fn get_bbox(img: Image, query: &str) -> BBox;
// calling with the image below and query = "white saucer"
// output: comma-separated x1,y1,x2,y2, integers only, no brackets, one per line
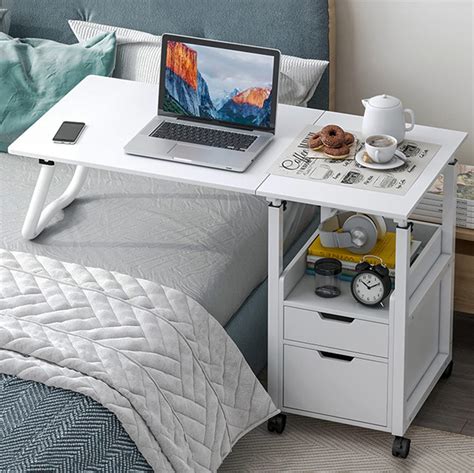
355,149,407,170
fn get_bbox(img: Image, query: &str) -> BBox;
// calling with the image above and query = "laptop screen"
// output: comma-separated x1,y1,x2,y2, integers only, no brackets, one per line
158,34,280,132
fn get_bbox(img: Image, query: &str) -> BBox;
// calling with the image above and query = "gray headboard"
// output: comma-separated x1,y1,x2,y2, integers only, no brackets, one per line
5,0,334,110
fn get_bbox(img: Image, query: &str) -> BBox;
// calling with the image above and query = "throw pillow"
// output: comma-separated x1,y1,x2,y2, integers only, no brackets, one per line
0,9,10,34
279,55,328,107
0,32,116,152
69,20,162,84
69,20,328,107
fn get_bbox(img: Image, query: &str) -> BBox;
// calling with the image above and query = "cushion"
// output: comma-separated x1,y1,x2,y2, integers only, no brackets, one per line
0,32,116,152
69,20,328,107
0,9,10,34
69,20,162,84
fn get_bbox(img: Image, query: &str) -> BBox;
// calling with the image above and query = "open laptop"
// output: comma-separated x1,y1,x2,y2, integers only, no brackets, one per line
124,34,280,172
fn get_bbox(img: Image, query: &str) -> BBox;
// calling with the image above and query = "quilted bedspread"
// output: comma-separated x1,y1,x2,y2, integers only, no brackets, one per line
0,249,277,472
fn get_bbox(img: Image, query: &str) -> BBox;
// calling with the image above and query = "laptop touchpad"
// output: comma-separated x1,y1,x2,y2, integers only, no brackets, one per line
172,144,238,162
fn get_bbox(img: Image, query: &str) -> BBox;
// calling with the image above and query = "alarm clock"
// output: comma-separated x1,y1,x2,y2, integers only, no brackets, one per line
351,256,392,307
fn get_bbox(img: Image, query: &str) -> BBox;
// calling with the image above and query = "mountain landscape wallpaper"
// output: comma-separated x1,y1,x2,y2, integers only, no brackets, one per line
164,41,274,128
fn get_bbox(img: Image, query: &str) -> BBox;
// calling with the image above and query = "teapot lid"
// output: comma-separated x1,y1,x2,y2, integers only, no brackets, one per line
367,94,401,109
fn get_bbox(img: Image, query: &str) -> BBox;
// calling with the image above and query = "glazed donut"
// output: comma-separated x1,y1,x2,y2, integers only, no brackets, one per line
324,144,351,158
344,132,355,145
309,133,323,150
320,125,345,148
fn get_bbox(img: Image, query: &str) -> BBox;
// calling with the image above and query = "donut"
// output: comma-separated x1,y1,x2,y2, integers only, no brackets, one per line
309,133,324,150
344,132,355,145
320,125,345,148
324,144,351,158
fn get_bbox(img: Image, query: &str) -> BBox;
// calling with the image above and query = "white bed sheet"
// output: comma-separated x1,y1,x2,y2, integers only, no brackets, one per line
0,154,315,325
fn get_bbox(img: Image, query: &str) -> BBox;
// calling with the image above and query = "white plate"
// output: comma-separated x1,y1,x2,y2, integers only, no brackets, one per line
355,149,407,170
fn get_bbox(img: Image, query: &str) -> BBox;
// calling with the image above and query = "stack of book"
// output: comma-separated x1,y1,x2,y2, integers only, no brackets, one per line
410,164,474,229
306,232,422,283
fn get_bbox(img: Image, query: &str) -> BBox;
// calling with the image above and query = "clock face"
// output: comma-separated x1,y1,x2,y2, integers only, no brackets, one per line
352,271,385,305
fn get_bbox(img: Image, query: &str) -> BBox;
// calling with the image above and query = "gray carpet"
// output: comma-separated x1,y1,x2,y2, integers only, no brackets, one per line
220,414,474,472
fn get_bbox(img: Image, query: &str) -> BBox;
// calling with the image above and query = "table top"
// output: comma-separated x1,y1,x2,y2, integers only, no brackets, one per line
257,112,467,220
9,76,467,218
8,75,325,196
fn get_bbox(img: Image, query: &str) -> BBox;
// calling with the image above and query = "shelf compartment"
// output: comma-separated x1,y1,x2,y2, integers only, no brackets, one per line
284,275,390,324
284,306,388,358
408,254,452,316
283,343,388,427
409,223,442,298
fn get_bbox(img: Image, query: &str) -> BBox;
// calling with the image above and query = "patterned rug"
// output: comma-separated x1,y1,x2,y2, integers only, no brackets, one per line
220,414,474,472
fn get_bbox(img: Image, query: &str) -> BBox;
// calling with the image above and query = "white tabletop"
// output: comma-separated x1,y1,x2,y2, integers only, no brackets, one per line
8,75,325,196
257,111,467,220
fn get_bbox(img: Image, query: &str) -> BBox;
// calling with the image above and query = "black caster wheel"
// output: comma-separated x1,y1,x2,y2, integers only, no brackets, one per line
441,360,453,379
392,436,411,458
267,413,287,434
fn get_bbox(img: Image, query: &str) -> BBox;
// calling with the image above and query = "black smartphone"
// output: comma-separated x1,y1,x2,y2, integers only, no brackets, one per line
52,121,86,144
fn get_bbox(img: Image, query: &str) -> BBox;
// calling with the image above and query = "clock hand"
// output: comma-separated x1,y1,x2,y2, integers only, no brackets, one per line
368,282,381,289
361,280,371,290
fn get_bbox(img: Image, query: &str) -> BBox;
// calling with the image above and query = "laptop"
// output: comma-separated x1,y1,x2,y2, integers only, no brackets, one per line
124,34,281,172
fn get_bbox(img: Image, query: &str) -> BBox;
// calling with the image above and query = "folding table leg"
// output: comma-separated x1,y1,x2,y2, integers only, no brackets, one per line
22,161,88,240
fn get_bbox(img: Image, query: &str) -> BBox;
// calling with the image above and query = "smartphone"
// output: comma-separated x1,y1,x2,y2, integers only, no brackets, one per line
52,121,86,144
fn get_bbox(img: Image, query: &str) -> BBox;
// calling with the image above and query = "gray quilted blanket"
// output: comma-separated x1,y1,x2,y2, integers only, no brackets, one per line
0,249,277,472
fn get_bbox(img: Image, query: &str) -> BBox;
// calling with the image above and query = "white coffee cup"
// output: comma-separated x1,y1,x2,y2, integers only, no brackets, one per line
365,134,398,164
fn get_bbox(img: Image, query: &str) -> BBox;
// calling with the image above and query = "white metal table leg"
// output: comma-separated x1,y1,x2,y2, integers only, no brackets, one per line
22,162,88,240
391,220,411,437
439,160,458,358
267,199,285,408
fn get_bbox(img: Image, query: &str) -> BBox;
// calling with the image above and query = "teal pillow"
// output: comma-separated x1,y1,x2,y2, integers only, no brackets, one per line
0,32,116,152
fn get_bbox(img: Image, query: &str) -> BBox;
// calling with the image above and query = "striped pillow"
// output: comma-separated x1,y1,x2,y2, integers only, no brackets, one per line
69,20,162,84
69,20,328,107
0,9,10,34
279,55,328,107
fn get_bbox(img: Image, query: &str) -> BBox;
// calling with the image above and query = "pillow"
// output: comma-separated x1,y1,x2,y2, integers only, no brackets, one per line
279,55,329,107
69,20,328,108
69,20,162,84
0,9,10,34
0,32,116,152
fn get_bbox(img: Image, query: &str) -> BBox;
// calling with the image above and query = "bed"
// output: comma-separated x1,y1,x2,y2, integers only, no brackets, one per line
0,0,334,470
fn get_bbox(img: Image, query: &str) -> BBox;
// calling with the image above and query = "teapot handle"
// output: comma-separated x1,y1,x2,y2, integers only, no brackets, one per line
404,109,415,132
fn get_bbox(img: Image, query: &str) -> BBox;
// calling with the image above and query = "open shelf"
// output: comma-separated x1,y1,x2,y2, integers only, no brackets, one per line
284,274,390,324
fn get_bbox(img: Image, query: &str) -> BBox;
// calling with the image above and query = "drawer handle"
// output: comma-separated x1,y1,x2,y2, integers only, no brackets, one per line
319,351,354,362
319,313,354,324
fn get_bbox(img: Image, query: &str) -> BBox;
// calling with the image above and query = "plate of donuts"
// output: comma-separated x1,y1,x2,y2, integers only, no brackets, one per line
308,125,358,159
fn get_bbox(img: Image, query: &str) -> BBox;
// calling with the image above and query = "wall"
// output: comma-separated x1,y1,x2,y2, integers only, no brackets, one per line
335,0,473,165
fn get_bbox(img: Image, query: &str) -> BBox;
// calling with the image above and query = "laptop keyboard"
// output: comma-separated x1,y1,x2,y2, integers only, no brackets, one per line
150,121,258,152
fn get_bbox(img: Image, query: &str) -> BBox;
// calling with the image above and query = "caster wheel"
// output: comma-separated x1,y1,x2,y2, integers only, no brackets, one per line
392,436,411,458
441,361,453,379
267,413,287,434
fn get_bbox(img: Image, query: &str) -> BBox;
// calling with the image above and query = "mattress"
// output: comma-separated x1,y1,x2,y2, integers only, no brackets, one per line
0,153,315,326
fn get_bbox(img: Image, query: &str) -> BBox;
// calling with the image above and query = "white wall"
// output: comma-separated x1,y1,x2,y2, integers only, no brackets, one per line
335,0,473,165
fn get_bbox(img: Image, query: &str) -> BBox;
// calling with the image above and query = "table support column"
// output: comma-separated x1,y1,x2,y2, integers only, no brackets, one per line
391,220,411,436
267,199,285,407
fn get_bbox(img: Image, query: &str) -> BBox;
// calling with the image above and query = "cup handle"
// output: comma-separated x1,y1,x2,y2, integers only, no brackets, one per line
405,109,415,132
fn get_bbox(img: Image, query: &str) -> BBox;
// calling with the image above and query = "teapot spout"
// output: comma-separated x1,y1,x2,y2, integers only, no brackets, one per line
362,99,369,108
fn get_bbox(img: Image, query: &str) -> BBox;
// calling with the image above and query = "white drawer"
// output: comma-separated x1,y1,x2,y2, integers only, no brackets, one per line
284,344,388,426
284,306,388,358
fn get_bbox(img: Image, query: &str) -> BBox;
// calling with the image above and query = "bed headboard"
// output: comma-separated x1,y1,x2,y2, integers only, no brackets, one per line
4,0,335,110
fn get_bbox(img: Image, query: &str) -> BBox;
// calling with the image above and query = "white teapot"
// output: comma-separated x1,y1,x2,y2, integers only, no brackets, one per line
362,94,415,144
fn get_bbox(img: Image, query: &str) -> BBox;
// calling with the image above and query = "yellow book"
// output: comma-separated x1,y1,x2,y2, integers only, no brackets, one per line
308,231,397,269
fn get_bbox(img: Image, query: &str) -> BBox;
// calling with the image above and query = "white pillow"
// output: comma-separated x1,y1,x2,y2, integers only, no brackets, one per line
279,55,328,107
0,9,10,34
69,20,162,84
69,20,328,107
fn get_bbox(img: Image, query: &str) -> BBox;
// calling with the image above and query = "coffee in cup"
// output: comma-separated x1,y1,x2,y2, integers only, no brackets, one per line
365,134,397,164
